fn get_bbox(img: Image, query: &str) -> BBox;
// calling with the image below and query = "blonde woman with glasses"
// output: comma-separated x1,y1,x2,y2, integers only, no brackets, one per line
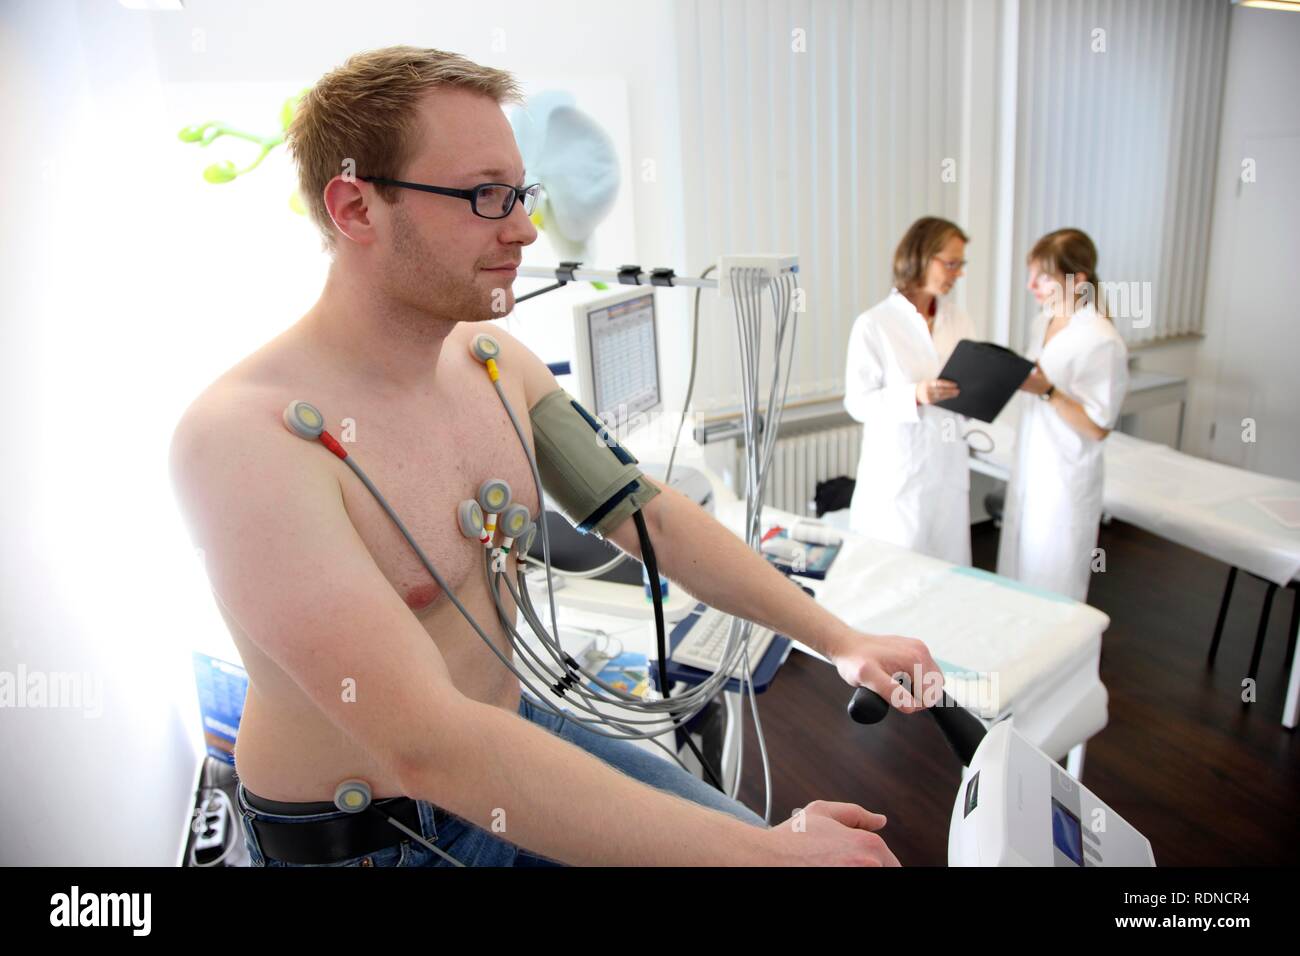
843,217,976,565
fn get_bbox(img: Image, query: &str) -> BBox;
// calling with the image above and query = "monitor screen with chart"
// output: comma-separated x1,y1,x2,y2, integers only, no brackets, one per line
572,288,662,426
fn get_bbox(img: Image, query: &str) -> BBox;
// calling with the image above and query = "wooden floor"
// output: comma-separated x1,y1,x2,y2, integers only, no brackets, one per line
734,519,1300,866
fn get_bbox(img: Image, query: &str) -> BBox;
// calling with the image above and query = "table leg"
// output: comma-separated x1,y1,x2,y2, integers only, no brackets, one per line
1284,615,1300,730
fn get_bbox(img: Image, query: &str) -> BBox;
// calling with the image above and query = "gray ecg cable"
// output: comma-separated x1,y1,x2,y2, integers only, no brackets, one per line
288,403,726,744
333,778,463,866
283,261,800,823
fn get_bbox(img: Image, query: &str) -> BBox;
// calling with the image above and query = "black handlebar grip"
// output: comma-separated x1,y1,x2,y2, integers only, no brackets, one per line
846,674,988,767
927,696,988,767
847,685,891,724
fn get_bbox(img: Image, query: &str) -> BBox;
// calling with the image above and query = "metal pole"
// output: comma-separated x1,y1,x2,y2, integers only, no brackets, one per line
517,265,719,289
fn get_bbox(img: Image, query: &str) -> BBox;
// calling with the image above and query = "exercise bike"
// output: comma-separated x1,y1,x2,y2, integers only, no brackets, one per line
847,682,1155,867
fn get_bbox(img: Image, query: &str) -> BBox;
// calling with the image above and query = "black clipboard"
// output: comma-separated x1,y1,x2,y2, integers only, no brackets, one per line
933,340,1035,422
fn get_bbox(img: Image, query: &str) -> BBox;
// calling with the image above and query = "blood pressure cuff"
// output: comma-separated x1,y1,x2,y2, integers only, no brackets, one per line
528,388,660,537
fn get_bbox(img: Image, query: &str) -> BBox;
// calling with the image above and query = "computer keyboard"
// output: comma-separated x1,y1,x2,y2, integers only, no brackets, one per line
670,607,776,677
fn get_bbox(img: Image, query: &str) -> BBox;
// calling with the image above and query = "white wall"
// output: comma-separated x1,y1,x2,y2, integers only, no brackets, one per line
0,0,689,865
1052,5,1300,473
1183,3,1300,480
1,0,201,868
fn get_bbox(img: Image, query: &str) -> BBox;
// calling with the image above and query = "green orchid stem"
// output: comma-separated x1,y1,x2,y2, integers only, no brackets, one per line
183,90,306,192
237,144,276,175
191,125,286,180
201,127,284,151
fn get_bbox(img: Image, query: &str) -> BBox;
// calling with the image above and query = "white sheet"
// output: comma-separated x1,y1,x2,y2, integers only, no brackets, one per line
1102,432,1300,586
966,420,1300,586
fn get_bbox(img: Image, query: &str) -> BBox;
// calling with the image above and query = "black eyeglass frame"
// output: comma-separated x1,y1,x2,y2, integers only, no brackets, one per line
358,176,542,220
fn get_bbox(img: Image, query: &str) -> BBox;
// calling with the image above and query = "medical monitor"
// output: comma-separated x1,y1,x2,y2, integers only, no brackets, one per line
571,287,662,427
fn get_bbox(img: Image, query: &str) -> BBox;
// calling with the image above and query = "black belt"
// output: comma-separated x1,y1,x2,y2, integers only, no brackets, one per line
243,788,427,865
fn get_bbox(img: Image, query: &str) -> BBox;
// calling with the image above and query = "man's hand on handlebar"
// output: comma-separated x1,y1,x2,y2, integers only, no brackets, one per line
833,632,944,713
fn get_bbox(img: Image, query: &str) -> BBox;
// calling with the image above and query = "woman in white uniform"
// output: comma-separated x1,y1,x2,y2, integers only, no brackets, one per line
997,228,1129,602
843,217,977,565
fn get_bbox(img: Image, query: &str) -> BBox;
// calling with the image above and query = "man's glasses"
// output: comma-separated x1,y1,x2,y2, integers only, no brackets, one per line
359,176,542,220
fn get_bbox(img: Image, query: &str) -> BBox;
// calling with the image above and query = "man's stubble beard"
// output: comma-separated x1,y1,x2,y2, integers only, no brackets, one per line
387,202,496,328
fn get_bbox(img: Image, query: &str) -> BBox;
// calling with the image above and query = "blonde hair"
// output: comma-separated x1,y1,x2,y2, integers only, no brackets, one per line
288,46,522,251
892,216,968,294
1028,228,1108,318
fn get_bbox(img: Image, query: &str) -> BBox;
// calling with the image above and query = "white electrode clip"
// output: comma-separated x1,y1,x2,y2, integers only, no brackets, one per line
283,400,326,439
492,504,533,571
477,478,512,548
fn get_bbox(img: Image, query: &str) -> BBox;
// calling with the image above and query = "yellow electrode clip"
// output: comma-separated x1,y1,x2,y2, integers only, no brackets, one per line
471,334,502,382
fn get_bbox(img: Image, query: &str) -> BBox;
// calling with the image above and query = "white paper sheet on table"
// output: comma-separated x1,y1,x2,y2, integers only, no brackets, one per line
1248,497,1300,530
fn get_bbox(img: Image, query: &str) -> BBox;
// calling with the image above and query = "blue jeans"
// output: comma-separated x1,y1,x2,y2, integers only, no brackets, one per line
237,692,766,866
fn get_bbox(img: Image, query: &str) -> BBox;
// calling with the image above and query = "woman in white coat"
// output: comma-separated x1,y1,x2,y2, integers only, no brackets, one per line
997,228,1129,603
843,217,976,565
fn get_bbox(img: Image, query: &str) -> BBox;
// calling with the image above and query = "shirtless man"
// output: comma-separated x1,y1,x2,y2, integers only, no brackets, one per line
169,46,941,867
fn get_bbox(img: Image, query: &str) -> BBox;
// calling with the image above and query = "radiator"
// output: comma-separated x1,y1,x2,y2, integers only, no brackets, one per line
743,425,861,517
